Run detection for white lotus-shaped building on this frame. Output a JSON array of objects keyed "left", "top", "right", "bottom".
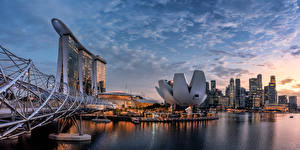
[{"left": 155, "top": 70, "right": 207, "bottom": 105}]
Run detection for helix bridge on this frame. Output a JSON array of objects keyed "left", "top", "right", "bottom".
[{"left": 0, "top": 45, "right": 110, "bottom": 140}]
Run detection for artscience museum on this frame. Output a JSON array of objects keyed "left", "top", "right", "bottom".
[{"left": 156, "top": 70, "right": 207, "bottom": 106}]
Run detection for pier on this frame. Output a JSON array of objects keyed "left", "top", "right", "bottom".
[
  {"left": 81, "top": 112, "right": 219, "bottom": 124},
  {"left": 133, "top": 116, "right": 219, "bottom": 123}
]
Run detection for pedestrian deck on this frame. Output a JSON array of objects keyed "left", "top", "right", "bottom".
[{"left": 131, "top": 116, "right": 218, "bottom": 123}]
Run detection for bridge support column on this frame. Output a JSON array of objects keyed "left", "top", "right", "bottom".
[{"left": 49, "top": 115, "right": 91, "bottom": 141}]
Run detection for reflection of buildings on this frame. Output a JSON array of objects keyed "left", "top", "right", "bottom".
[{"left": 51, "top": 18, "right": 106, "bottom": 96}]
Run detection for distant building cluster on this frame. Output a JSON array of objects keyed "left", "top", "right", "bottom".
[{"left": 204, "top": 74, "right": 298, "bottom": 111}]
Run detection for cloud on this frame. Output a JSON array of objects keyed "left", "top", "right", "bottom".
[
  {"left": 210, "top": 49, "right": 257, "bottom": 59},
  {"left": 280, "top": 78, "right": 294, "bottom": 85},
  {"left": 278, "top": 89, "right": 300, "bottom": 97},
  {"left": 288, "top": 45, "right": 300, "bottom": 56},
  {"left": 292, "top": 84, "right": 300, "bottom": 89},
  {"left": 210, "top": 65, "right": 250, "bottom": 78},
  {"left": 256, "top": 64, "right": 265, "bottom": 67},
  {"left": 155, "top": 0, "right": 170, "bottom": 5}
]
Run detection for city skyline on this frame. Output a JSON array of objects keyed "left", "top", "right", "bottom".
[
  {"left": 2, "top": 1, "right": 300, "bottom": 150},
  {"left": 2, "top": 0, "right": 300, "bottom": 101},
  {"left": 205, "top": 74, "right": 298, "bottom": 109},
  {"left": 176, "top": 73, "right": 298, "bottom": 99}
]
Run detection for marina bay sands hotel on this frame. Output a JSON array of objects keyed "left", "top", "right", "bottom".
[{"left": 51, "top": 18, "right": 106, "bottom": 96}]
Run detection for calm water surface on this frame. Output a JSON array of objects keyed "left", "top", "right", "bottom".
[{"left": 1, "top": 112, "right": 300, "bottom": 150}]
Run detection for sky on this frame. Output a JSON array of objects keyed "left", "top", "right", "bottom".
[{"left": 2, "top": 0, "right": 300, "bottom": 101}]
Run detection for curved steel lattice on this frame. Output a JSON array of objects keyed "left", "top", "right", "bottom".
[{"left": 0, "top": 45, "right": 106, "bottom": 140}]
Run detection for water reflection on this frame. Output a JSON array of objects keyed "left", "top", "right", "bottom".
[{"left": 1, "top": 113, "right": 300, "bottom": 150}]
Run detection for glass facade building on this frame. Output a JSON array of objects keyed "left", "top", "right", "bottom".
[
  {"left": 67, "top": 36, "right": 80, "bottom": 93},
  {"left": 52, "top": 18, "right": 107, "bottom": 97},
  {"left": 96, "top": 57, "right": 106, "bottom": 93},
  {"left": 82, "top": 50, "right": 93, "bottom": 95}
]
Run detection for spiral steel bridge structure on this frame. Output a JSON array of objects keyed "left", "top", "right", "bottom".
[{"left": 0, "top": 45, "right": 109, "bottom": 140}]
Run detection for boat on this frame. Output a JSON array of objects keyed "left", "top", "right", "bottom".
[
  {"left": 92, "top": 118, "right": 111, "bottom": 123},
  {"left": 131, "top": 117, "right": 140, "bottom": 124}
]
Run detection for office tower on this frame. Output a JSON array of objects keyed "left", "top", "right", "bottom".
[
  {"left": 270, "top": 75, "right": 276, "bottom": 84},
  {"left": 229, "top": 78, "right": 235, "bottom": 107},
  {"left": 204, "top": 81, "right": 211, "bottom": 107},
  {"left": 211, "top": 80, "right": 216, "bottom": 91},
  {"left": 264, "top": 86, "right": 269, "bottom": 104},
  {"left": 289, "top": 96, "right": 297, "bottom": 110},
  {"left": 215, "top": 89, "right": 223, "bottom": 105},
  {"left": 225, "top": 86, "right": 230, "bottom": 97},
  {"left": 278, "top": 95, "right": 288, "bottom": 104},
  {"left": 239, "top": 87, "right": 246, "bottom": 108},
  {"left": 249, "top": 77, "right": 260, "bottom": 108},
  {"left": 257, "top": 74, "right": 262, "bottom": 90},
  {"left": 220, "top": 96, "right": 229, "bottom": 107},
  {"left": 249, "top": 78, "right": 258, "bottom": 94},
  {"left": 206, "top": 82, "right": 210, "bottom": 94},
  {"left": 268, "top": 75, "right": 277, "bottom": 104},
  {"left": 256, "top": 74, "right": 263, "bottom": 106},
  {"left": 235, "top": 78, "right": 241, "bottom": 108},
  {"left": 245, "top": 91, "right": 251, "bottom": 109}
]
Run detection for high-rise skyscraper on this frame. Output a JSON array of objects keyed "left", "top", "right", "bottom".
[
  {"left": 235, "top": 78, "right": 241, "bottom": 108},
  {"left": 270, "top": 75, "right": 276, "bottom": 84},
  {"left": 289, "top": 96, "right": 297, "bottom": 110},
  {"left": 256, "top": 74, "right": 263, "bottom": 106},
  {"left": 229, "top": 78, "right": 235, "bottom": 107},
  {"left": 264, "top": 86, "right": 269, "bottom": 104},
  {"left": 225, "top": 86, "right": 230, "bottom": 96},
  {"left": 206, "top": 82, "right": 210, "bottom": 94},
  {"left": 220, "top": 96, "right": 229, "bottom": 107},
  {"left": 211, "top": 80, "right": 216, "bottom": 91},
  {"left": 268, "top": 75, "right": 277, "bottom": 104},
  {"left": 257, "top": 74, "right": 262, "bottom": 90},
  {"left": 240, "top": 87, "right": 246, "bottom": 108},
  {"left": 278, "top": 95, "right": 288, "bottom": 104},
  {"left": 249, "top": 78, "right": 258, "bottom": 93},
  {"left": 249, "top": 77, "right": 260, "bottom": 108}
]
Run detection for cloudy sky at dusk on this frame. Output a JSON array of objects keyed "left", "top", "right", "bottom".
[{"left": 2, "top": 0, "right": 300, "bottom": 101}]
